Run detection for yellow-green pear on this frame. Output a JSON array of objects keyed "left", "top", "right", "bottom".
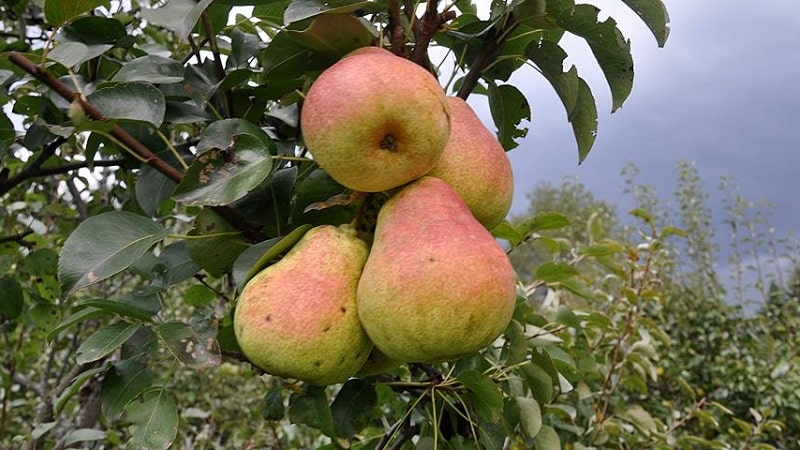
[
  {"left": 234, "top": 225, "right": 372, "bottom": 385},
  {"left": 356, "top": 177, "right": 517, "bottom": 363},
  {"left": 300, "top": 47, "right": 450, "bottom": 192},
  {"left": 427, "top": 97, "right": 513, "bottom": 229}
]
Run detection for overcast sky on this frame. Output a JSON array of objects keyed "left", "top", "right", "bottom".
[{"left": 468, "top": 0, "right": 800, "bottom": 286}]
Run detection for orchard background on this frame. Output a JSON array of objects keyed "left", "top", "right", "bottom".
[{"left": 0, "top": 0, "right": 798, "bottom": 449}]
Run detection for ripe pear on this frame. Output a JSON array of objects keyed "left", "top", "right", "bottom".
[
  {"left": 427, "top": 97, "right": 513, "bottom": 229},
  {"left": 234, "top": 225, "right": 372, "bottom": 385},
  {"left": 300, "top": 47, "right": 450, "bottom": 192},
  {"left": 356, "top": 177, "right": 517, "bottom": 363}
]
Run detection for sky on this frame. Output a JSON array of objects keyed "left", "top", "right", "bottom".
[{"left": 466, "top": 0, "right": 800, "bottom": 297}]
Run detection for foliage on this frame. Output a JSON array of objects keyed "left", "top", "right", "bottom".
[{"left": 24, "top": 0, "right": 800, "bottom": 449}]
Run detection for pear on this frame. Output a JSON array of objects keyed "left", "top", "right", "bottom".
[
  {"left": 300, "top": 47, "right": 450, "bottom": 192},
  {"left": 234, "top": 225, "right": 372, "bottom": 385},
  {"left": 427, "top": 97, "right": 513, "bottom": 229},
  {"left": 356, "top": 177, "right": 517, "bottom": 363}
]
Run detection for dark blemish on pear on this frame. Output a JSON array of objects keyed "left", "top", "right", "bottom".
[
  {"left": 340, "top": 306, "right": 347, "bottom": 313},
  {"left": 313, "top": 360, "right": 322, "bottom": 367},
  {"left": 265, "top": 314, "right": 272, "bottom": 322},
  {"left": 380, "top": 134, "right": 398, "bottom": 151},
  {"left": 323, "top": 325, "right": 331, "bottom": 332}
]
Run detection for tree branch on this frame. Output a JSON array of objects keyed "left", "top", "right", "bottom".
[
  {"left": 0, "top": 229, "right": 35, "bottom": 247},
  {"left": 201, "top": 11, "right": 233, "bottom": 116},
  {"left": 387, "top": 0, "right": 406, "bottom": 56},
  {"left": 409, "top": 0, "right": 456, "bottom": 69},
  {"left": 7, "top": 52, "right": 267, "bottom": 243}
]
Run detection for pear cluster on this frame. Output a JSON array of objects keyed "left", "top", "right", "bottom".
[{"left": 234, "top": 47, "right": 517, "bottom": 385}]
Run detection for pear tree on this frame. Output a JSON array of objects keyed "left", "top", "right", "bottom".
[{"left": 0, "top": 0, "right": 676, "bottom": 448}]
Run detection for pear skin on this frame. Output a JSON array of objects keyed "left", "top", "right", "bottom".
[
  {"left": 356, "top": 177, "right": 517, "bottom": 363},
  {"left": 234, "top": 225, "right": 372, "bottom": 385},
  {"left": 427, "top": 97, "right": 513, "bottom": 229},
  {"left": 300, "top": 47, "right": 450, "bottom": 192}
]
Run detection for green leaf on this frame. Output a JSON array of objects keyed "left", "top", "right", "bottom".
[
  {"left": 48, "top": 307, "right": 110, "bottom": 341},
  {"left": 235, "top": 224, "right": 312, "bottom": 290},
  {"left": 75, "top": 298, "right": 157, "bottom": 321},
  {"left": 48, "top": 17, "right": 126, "bottom": 67},
  {"left": 113, "top": 55, "right": 186, "bottom": 84},
  {"left": 286, "top": 15, "right": 374, "bottom": 58},
  {"left": 516, "top": 396, "right": 542, "bottom": 438},
  {"left": 620, "top": 405, "right": 658, "bottom": 435},
  {"left": 44, "top": 0, "right": 109, "bottom": 27},
  {"left": 185, "top": 284, "right": 215, "bottom": 307},
  {"left": 87, "top": 82, "right": 166, "bottom": 127},
  {"left": 25, "top": 248, "right": 59, "bottom": 276},
  {"left": 59, "top": 211, "right": 169, "bottom": 295},
  {"left": 126, "top": 389, "right": 179, "bottom": 450},
  {"left": 101, "top": 360, "right": 154, "bottom": 420},
  {"left": 621, "top": 0, "right": 670, "bottom": 47},
  {"left": 0, "top": 276, "right": 24, "bottom": 319},
  {"left": 54, "top": 366, "right": 108, "bottom": 415},
  {"left": 516, "top": 211, "right": 570, "bottom": 237},
  {"left": 526, "top": 40, "right": 597, "bottom": 162},
  {"left": 63, "top": 429, "right": 107, "bottom": 446},
  {"left": 283, "top": 0, "right": 385, "bottom": 25},
  {"left": 291, "top": 169, "right": 357, "bottom": 226},
  {"left": 158, "top": 241, "right": 200, "bottom": 285},
  {"left": 491, "top": 221, "right": 522, "bottom": 246},
  {"left": 262, "top": 385, "right": 286, "bottom": 421},
  {"left": 535, "top": 261, "right": 580, "bottom": 283},
  {"left": 76, "top": 322, "right": 141, "bottom": 365},
  {"left": 141, "top": 0, "right": 214, "bottom": 40},
  {"left": 553, "top": 2, "right": 633, "bottom": 112},
  {"left": 184, "top": 209, "right": 249, "bottom": 278},
  {"left": 231, "top": 166, "right": 298, "bottom": 236},
  {"left": 488, "top": 84, "right": 530, "bottom": 151},
  {"left": 157, "top": 318, "right": 221, "bottom": 367},
  {"left": 458, "top": 370, "right": 504, "bottom": 423},
  {"left": 534, "top": 424, "right": 561, "bottom": 450},
  {"left": 196, "top": 118, "right": 274, "bottom": 154},
  {"left": 173, "top": 135, "right": 275, "bottom": 206},
  {"left": 0, "top": 112, "right": 16, "bottom": 148},
  {"left": 331, "top": 379, "right": 378, "bottom": 438},
  {"left": 520, "top": 363, "right": 553, "bottom": 405},
  {"left": 288, "top": 385, "right": 337, "bottom": 438}
]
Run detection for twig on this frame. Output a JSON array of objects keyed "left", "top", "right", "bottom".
[
  {"left": 201, "top": 11, "right": 233, "bottom": 116},
  {"left": 65, "top": 178, "right": 89, "bottom": 221},
  {"left": 455, "top": 16, "right": 519, "bottom": 100},
  {"left": 0, "top": 229, "right": 35, "bottom": 247},
  {"left": 387, "top": 0, "right": 406, "bottom": 56},
  {"left": 410, "top": 0, "right": 457, "bottom": 69}
]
